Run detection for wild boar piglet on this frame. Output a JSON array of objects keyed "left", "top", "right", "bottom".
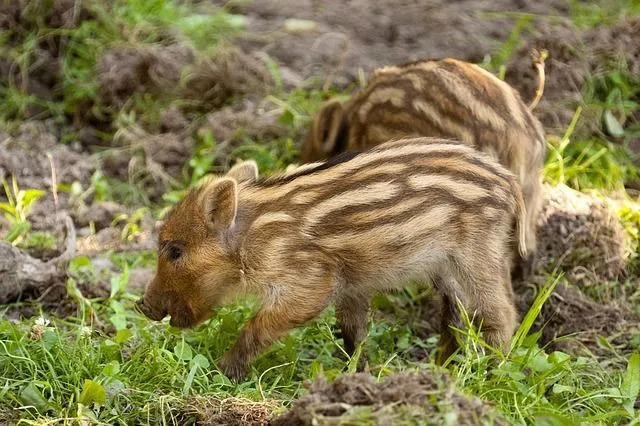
[
  {"left": 302, "top": 58, "right": 545, "bottom": 276},
  {"left": 137, "top": 137, "right": 526, "bottom": 381}
]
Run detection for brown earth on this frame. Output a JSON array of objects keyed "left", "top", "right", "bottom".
[
  {"left": 187, "top": 396, "right": 279, "bottom": 426},
  {"left": 505, "top": 17, "right": 640, "bottom": 132},
  {"left": 272, "top": 371, "right": 504, "bottom": 425},
  {"left": 219, "top": 0, "right": 568, "bottom": 88}
]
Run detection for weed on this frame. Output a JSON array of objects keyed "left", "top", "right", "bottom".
[{"left": 0, "top": 176, "right": 45, "bottom": 245}]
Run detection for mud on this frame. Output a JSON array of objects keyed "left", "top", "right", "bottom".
[
  {"left": 182, "top": 45, "right": 273, "bottom": 110},
  {"left": 273, "top": 371, "right": 503, "bottom": 425},
  {"left": 0, "top": 121, "right": 96, "bottom": 235}
]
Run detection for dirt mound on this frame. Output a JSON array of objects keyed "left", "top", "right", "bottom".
[
  {"left": 273, "top": 371, "right": 504, "bottom": 425},
  {"left": 98, "top": 43, "right": 196, "bottom": 107},
  {"left": 506, "top": 17, "right": 640, "bottom": 131},
  {"left": 222, "top": 0, "right": 567, "bottom": 88},
  {"left": 182, "top": 45, "right": 274, "bottom": 110},
  {"left": 535, "top": 184, "right": 629, "bottom": 286},
  {"left": 187, "top": 395, "right": 279, "bottom": 426}
]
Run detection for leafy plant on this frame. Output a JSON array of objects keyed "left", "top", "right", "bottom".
[
  {"left": 0, "top": 176, "right": 45, "bottom": 245},
  {"left": 112, "top": 207, "right": 150, "bottom": 242}
]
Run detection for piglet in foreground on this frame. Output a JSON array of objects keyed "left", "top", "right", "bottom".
[{"left": 137, "top": 137, "right": 526, "bottom": 381}]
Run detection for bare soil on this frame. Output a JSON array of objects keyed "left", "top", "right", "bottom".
[
  {"left": 272, "top": 370, "right": 504, "bottom": 425},
  {"left": 505, "top": 17, "right": 640, "bottom": 132},
  {"left": 220, "top": 0, "right": 568, "bottom": 88}
]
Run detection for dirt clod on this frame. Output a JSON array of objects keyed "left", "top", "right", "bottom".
[
  {"left": 273, "top": 371, "right": 503, "bottom": 425},
  {"left": 535, "top": 184, "right": 629, "bottom": 286},
  {"left": 73, "top": 201, "right": 127, "bottom": 231},
  {"left": 182, "top": 46, "right": 273, "bottom": 110},
  {"left": 98, "top": 43, "right": 196, "bottom": 107},
  {"left": 188, "top": 395, "right": 279, "bottom": 426}
]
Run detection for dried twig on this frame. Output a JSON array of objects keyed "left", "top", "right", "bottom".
[{"left": 529, "top": 49, "right": 548, "bottom": 111}]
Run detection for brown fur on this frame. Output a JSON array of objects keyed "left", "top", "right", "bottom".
[
  {"left": 138, "top": 137, "right": 526, "bottom": 381},
  {"left": 301, "top": 58, "right": 546, "bottom": 275}
]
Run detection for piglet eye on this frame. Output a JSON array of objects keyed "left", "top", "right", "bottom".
[{"left": 167, "top": 245, "right": 182, "bottom": 261}]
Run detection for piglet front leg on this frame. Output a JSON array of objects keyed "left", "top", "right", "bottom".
[{"left": 218, "top": 276, "right": 336, "bottom": 381}]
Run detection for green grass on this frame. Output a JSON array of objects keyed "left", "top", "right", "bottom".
[{"left": 2, "top": 271, "right": 639, "bottom": 424}]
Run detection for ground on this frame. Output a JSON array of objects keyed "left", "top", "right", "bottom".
[{"left": 1, "top": 0, "right": 640, "bottom": 424}]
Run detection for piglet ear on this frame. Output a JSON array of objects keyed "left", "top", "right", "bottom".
[
  {"left": 202, "top": 178, "right": 238, "bottom": 230},
  {"left": 226, "top": 160, "right": 259, "bottom": 183}
]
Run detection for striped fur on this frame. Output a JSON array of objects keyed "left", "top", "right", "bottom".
[
  {"left": 138, "top": 137, "right": 526, "bottom": 381},
  {"left": 301, "top": 58, "right": 546, "bottom": 272}
]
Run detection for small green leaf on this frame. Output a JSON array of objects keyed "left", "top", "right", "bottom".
[
  {"left": 182, "top": 363, "right": 199, "bottom": 396},
  {"left": 42, "top": 329, "right": 58, "bottom": 350},
  {"left": 115, "top": 328, "right": 133, "bottom": 344},
  {"left": 69, "top": 256, "right": 91, "bottom": 271},
  {"left": 191, "top": 354, "right": 210, "bottom": 369},
  {"left": 79, "top": 380, "right": 106, "bottom": 406},
  {"left": 603, "top": 110, "right": 625, "bottom": 137},
  {"left": 102, "top": 361, "right": 120, "bottom": 376},
  {"left": 174, "top": 341, "right": 193, "bottom": 361},
  {"left": 552, "top": 384, "right": 576, "bottom": 394},
  {"left": 279, "top": 109, "right": 295, "bottom": 126},
  {"left": 109, "top": 314, "right": 127, "bottom": 331},
  {"left": 549, "top": 351, "right": 571, "bottom": 365},
  {"left": 110, "top": 265, "right": 130, "bottom": 299},
  {"left": 529, "top": 353, "right": 553, "bottom": 373},
  {"left": 621, "top": 352, "right": 640, "bottom": 416},
  {"left": 20, "top": 383, "right": 52, "bottom": 413}
]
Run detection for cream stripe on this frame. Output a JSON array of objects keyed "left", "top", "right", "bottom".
[
  {"left": 470, "top": 63, "right": 527, "bottom": 129},
  {"left": 318, "top": 204, "right": 456, "bottom": 249},
  {"left": 303, "top": 181, "right": 400, "bottom": 228},
  {"left": 245, "top": 143, "right": 475, "bottom": 203},
  {"left": 412, "top": 99, "right": 475, "bottom": 143},
  {"left": 437, "top": 68, "right": 507, "bottom": 131},
  {"left": 358, "top": 87, "right": 406, "bottom": 122},
  {"left": 345, "top": 196, "right": 424, "bottom": 223},
  {"left": 249, "top": 212, "right": 296, "bottom": 230},
  {"left": 408, "top": 174, "right": 489, "bottom": 202}
]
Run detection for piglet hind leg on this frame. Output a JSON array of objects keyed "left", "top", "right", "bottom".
[
  {"left": 435, "top": 293, "right": 462, "bottom": 365},
  {"left": 336, "top": 291, "right": 371, "bottom": 356},
  {"left": 218, "top": 275, "right": 337, "bottom": 382},
  {"left": 335, "top": 291, "right": 371, "bottom": 370},
  {"left": 434, "top": 266, "right": 516, "bottom": 363},
  {"left": 476, "top": 266, "right": 517, "bottom": 354}
]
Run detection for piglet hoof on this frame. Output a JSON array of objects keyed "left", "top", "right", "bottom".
[{"left": 218, "top": 356, "right": 248, "bottom": 383}]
